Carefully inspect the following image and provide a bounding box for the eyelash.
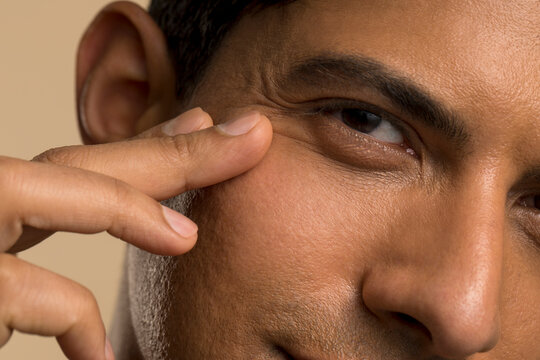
[519,194,540,212]
[311,99,419,158]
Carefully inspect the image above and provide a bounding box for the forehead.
[206,0,539,167]
[263,0,538,108]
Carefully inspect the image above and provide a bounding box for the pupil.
[341,109,381,133]
[535,195,540,209]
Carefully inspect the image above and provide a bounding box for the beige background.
[0,1,147,358]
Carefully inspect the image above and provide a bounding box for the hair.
[148,0,289,100]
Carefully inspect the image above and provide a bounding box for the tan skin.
[0,0,539,359]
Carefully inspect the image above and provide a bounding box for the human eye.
[315,100,418,158]
[520,194,540,212]
[328,108,404,144]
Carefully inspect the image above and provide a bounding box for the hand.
[0,108,272,359]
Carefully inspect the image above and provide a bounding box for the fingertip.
[162,107,213,136]
[191,107,214,131]
[253,113,274,144]
[162,205,198,238]
[216,111,262,136]
[153,231,198,256]
[176,231,198,254]
[216,111,273,148]
[239,112,273,158]
[159,205,198,255]
[136,107,214,139]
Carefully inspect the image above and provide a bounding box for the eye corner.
[518,194,540,212]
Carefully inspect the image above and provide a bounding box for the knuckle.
[73,284,101,319]
[156,136,198,190]
[108,178,131,239]
[32,147,61,164]
[33,145,84,168]
[161,135,200,189]
[111,177,131,206]
[61,282,101,328]
[170,134,198,165]
[78,284,99,310]
[0,254,18,297]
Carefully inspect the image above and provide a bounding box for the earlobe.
[76,1,176,144]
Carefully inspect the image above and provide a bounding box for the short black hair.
[148,0,288,100]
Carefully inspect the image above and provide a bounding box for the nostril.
[395,312,419,325]
[393,312,432,341]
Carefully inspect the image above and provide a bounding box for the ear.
[76,1,176,144]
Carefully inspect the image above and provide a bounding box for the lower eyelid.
[305,112,420,170]
[512,208,540,250]
[288,100,422,162]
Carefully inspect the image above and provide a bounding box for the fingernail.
[162,107,209,136]
[162,205,198,238]
[105,337,114,360]
[217,111,260,136]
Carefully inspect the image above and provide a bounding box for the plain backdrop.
[0,0,147,358]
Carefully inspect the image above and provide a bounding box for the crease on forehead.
[247,1,537,131]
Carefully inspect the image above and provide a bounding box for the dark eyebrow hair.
[279,54,470,147]
[522,166,540,184]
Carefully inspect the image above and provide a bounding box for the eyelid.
[513,202,540,251]
[312,98,421,158]
[518,194,540,212]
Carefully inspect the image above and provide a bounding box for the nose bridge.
[440,170,504,286]
[362,170,506,358]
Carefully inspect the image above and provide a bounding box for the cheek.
[192,135,408,293]
[495,238,540,356]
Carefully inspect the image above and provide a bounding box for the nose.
[362,178,503,358]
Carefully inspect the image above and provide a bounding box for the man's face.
[127,0,540,358]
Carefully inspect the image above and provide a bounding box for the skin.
[121,0,540,359]
[0,0,538,359]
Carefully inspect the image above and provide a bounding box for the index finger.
[134,107,214,139]
[35,110,273,200]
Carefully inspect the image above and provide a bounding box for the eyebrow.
[522,166,540,184]
[279,54,470,147]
